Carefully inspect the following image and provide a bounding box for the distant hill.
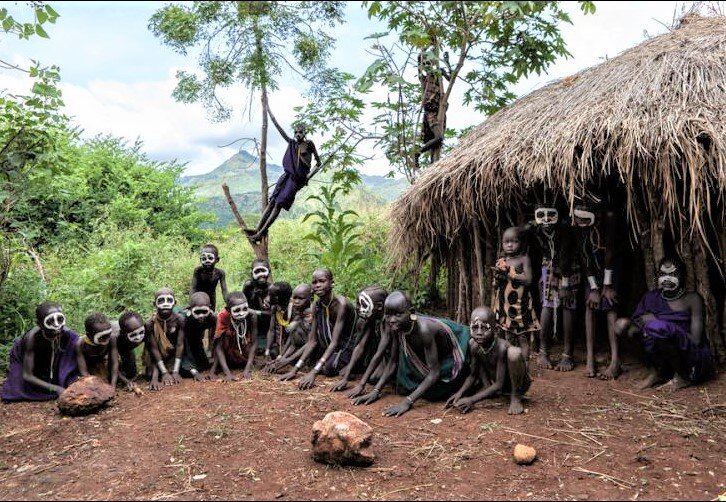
[179,150,409,228]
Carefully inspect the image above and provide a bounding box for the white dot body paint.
[155,295,175,310]
[200,252,216,266]
[230,303,249,321]
[127,326,146,344]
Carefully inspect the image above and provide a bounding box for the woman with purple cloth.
[615,257,715,390]
[1,302,80,402]
[246,106,322,243]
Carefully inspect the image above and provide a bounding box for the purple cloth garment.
[634,290,715,383]
[1,328,80,402]
[271,140,309,211]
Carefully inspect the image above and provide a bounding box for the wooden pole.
[694,237,724,364]
[473,220,486,307]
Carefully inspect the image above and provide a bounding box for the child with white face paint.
[180,292,216,381]
[330,286,389,396]
[1,302,81,402]
[210,291,259,381]
[143,288,187,391]
[243,259,272,354]
[191,244,228,312]
[113,311,146,393]
[75,312,117,384]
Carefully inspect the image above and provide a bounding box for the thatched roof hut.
[390,14,726,360]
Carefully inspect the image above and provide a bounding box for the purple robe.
[1,328,80,402]
[633,290,715,383]
[271,140,309,211]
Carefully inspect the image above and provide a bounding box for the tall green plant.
[302,184,364,295]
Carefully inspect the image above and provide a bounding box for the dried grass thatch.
[390,13,726,268]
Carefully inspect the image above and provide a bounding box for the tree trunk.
[222,183,267,261]
[426,251,441,306]
[260,86,270,214]
[681,240,696,292]
[446,249,458,320]
[472,220,485,307]
[634,209,656,289]
[483,218,496,307]
[694,238,724,364]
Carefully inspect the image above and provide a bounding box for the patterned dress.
[491,260,541,338]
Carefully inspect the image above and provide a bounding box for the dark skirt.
[270,172,305,211]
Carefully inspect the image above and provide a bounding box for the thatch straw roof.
[391,13,726,266]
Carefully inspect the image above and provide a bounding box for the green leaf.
[35,23,48,38]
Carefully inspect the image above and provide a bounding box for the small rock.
[430,418,442,425]
[57,376,115,416]
[311,411,375,467]
[513,444,537,465]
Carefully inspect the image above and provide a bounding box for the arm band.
[587,276,599,290]
[157,361,168,374]
[295,360,303,370]
[173,358,181,373]
[560,277,570,288]
[603,269,613,286]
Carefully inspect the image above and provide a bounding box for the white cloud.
[1,0,686,179]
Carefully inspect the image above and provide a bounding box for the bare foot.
[658,373,690,392]
[585,363,597,378]
[636,370,661,390]
[599,362,622,380]
[508,396,525,415]
[554,355,574,372]
[537,352,554,369]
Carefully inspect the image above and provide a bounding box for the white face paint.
[535,207,559,226]
[230,302,249,321]
[252,266,270,281]
[155,294,175,310]
[200,251,216,266]
[191,306,212,321]
[573,208,596,227]
[658,274,680,292]
[92,327,113,346]
[357,292,374,319]
[126,326,145,344]
[43,311,66,332]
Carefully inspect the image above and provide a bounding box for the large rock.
[311,411,375,467]
[58,376,115,416]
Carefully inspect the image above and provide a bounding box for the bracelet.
[561,353,572,359]
[587,276,599,290]
[190,368,199,376]
[560,277,570,288]
[295,360,303,370]
[603,269,613,286]
[406,396,414,406]
[313,362,323,372]
[173,358,181,374]
[264,349,270,357]
[157,361,168,374]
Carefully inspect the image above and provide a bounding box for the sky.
[0,1,692,177]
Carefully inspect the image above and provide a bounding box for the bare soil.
[0,356,724,501]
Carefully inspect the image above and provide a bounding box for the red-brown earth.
[0,354,724,501]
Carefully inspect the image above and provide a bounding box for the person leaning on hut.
[615,257,715,390]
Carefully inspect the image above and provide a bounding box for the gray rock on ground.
[311,411,375,467]
[58,375,115,416]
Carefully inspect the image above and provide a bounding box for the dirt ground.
[0,353,724,501]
